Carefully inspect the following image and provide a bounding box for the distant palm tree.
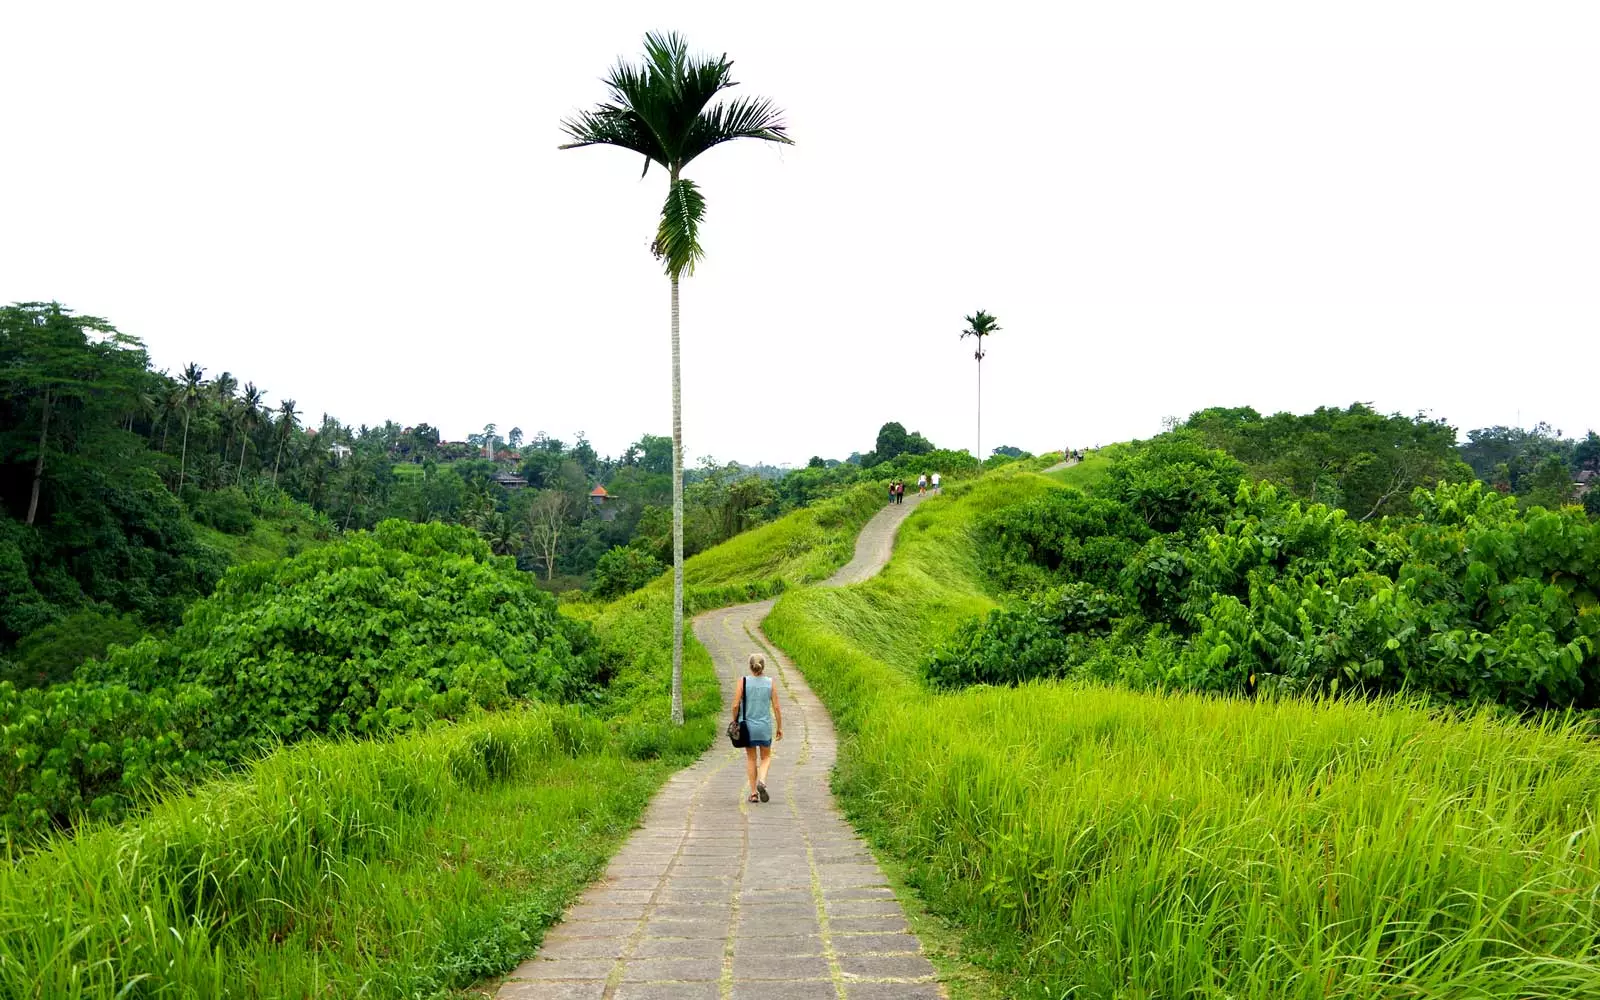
[960,311,1001,462]
[236,382,264,482]
[273,398,300,485]
[177,362,206,492]
[158,382,182,451]
[561,31,791,725]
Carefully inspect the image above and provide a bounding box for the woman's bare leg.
[745,746,759,797]
[756,746,773,786]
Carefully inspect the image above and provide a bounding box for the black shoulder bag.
[727,677,749,748]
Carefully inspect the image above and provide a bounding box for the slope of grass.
[0,707,668,998]
[765,466,1600,999]
[1043,449,1110,489]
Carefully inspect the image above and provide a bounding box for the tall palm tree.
[212,371,237,459]
[561,31,791,725]
[177,362,206,492]
[236,382,264,482]
[158,381,183,451]
[273,398,300,485]
[960,311,1001,462]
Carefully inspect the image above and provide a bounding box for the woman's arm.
[772,687,783,739]
[731,683,742,722]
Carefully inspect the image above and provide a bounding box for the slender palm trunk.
[273,435,286,484]
[25,390,52,526]
[239,436,248,482]
[179,408,192,492]
[670,266,685,726]
[976,354,983,463]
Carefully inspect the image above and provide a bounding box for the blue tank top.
[742,675,774,742]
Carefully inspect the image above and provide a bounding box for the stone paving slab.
[496,496,941,999]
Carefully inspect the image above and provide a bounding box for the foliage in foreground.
[765,470,1600,998]
[3,521,594,844]
[933,436,1600,710]
[0,707,685,999]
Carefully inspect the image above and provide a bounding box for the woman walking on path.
[916,473,927,495]
[732,653,782,802]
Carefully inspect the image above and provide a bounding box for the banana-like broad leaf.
[656,177,706,278]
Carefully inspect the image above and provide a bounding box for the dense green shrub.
[0,679,218,841]
[184,485,255,534]
[89,520,597,746]
[591,545,662,599]
[937,442,1600,710]
[0,608,146,689]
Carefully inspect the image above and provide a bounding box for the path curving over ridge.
[496,493,938,1000]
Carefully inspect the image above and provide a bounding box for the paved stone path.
[497,495,936,1000]
[1040,456,1080,475]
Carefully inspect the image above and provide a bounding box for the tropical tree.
[236,382,264,481]
[960,310,1001,461]
[176,362,206,492]
[157,381,183,451]
[561,31,791,724]
[273,398,300,485]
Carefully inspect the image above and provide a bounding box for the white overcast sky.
[4,2,1597,464]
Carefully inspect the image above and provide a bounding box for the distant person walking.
[887,480,896,506]
[916,473,927,495]
[932,471,941,494]
[731,653,781,802]
[895,480,905,504]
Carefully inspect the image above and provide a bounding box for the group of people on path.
[888,471,940,504]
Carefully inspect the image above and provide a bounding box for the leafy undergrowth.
[765,465,1600,999]
[0,707,674,998]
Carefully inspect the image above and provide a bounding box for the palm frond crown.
[561,32,792,278]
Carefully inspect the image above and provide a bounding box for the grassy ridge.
[1,480,890,996]
[765,468,1600,998]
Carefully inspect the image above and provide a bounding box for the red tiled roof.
[590,485,609,497]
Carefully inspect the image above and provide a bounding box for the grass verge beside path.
[766,466,1600,999]
[1,707,660,998]
[1,483,891,997]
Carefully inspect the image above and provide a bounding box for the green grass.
[0,706,673,998]
[191,500,331,564]
[1043,449,1110,489]
[0,478,892,997]
[765,466,1600,999]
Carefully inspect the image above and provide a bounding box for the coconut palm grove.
[3,23,1599,1000]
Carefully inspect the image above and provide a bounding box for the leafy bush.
[0,679,218,841]
[0,608,146,689]
[925,584,1123,688]
[184,485,255,534]
[938,442,1600,710]
[90,520,597,746]
[591,545,662,599]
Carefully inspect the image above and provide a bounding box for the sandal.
[757,782,769,803]
[748,793,760,803]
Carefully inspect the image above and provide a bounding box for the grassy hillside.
[765,466,1600,999]
[3,480,889,997]
[1043,449,1110,489]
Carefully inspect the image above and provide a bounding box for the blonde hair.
[748,653,766,674]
